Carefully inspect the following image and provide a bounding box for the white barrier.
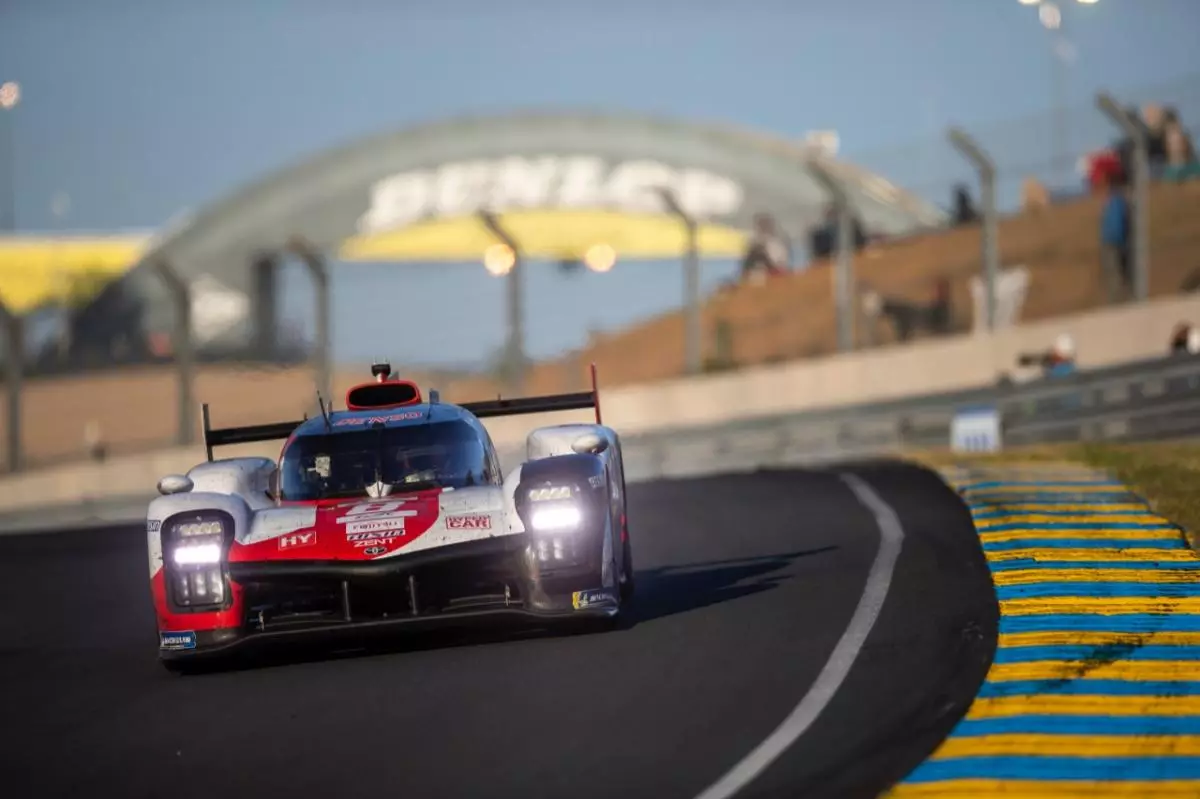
[2,291,1199,514]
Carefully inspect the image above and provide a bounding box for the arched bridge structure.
[70,111,946,368]
[1,110,948,470]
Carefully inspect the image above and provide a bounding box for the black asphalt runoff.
[0,461,996,799]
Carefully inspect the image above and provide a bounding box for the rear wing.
[461,363,603,424]
[198,363,604,462]
[200,404,303,463]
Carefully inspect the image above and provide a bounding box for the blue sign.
[950,407,1002,453]
[159,630,197,651]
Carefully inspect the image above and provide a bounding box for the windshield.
[279,420,488,501]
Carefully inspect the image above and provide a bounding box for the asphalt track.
[0,460,997,799]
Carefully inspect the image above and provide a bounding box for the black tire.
[619,534,635,603]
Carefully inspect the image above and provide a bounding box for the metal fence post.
[808,159,855,352]
[152,261,195,447]
[948,127,1000,332]
[287,237,333,404]
[478,211,525,393]
[1097,92,1150,301]
[656,188,701,374]
[0,300,22,472]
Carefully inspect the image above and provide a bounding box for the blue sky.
[2,0,1198,366]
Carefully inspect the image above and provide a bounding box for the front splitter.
[158,603,619,662]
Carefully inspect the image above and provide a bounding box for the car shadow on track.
[624,546,837,626]
[166,546,836,676]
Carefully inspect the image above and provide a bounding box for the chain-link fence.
[3,75,1200,473]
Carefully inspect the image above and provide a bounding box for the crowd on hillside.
[725,99,1198,352]
[1081,102,1200,190]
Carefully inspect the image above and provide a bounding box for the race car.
[147,361,634,670]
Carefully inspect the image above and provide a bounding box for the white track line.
[692,472,907,799]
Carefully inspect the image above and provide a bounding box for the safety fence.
[1,75,1199,474]
[1,350,1199,534]
[706,73,1200,375]
[616,352,1200,482]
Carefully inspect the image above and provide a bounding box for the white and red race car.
[147,361,634,670]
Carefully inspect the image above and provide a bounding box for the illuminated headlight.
[530,504,582,532]
[166,517,228,609]
[176,521,223,537]
[173,543,222,565]
[529,486,572,502]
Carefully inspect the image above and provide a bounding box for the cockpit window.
[279,420,489,501]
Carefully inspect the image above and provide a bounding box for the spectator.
[1170,323,1200,355]
[1142,103,1170,165]
[1083,148,1125,194]
[1168,323,1200,392]
[739,212,790,285]
[1017,333,1077,378]
[861,277,954,343]
[808,204,867,261]
[1099,176,1132,302]
[1164,122,1200,183]
[952,184,978,225]
[1045,334,1077,377]
[1022,177,1051,213]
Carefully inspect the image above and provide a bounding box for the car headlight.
[530,504,582,532]
[525,485,582,532]
[164,516,229,610]
[528,486,572,502]
[173,542,222,565]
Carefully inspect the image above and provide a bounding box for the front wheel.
[619,533,635,603]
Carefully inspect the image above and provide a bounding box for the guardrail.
[617,352,1200,481]
[5,351,1198,534]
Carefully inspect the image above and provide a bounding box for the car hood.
[230,486,512,562]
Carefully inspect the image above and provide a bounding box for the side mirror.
[571,433,609,455]
[157,474,194,496]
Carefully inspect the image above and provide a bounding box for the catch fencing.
[616,352,1200,482]
[1,74,1198,473]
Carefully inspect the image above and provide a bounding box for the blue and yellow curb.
[888,463,1200,797]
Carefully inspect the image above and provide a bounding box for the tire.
[619,534,635,603]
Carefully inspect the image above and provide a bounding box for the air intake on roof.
[345,380,422,410]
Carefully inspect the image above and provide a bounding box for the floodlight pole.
[478,210,526,393]
[1097,92,1150,301]
[152,260,195,446]
[0,300,22,471]
[948,126,999,331]
[657,188,701,374]
[287,236,333,404]
[808,159,856,352]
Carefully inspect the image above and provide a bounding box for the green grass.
[912,443,1200,550]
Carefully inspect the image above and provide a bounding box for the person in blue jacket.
[1100,177,1132,302]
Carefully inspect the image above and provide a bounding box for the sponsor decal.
[336,500,418,525]
[160,630,197,651]
[347,529,407,547]
[446,514,492,530]
[357,156,746,235]
[278,531,316,550]
[346,518,407,536]
[333,412,422,426]
[571,588,614,610]
[588,475,604,487]
[363,546,387,556]
[147,519,161,533]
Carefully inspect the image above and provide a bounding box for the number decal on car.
[343,500,406,517]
